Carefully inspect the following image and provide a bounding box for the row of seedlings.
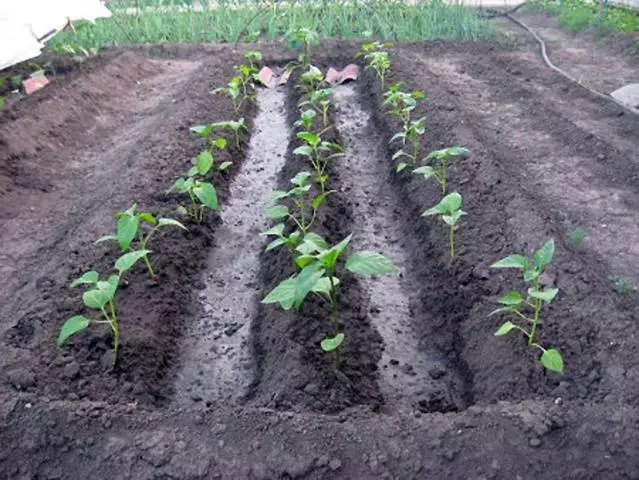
[56,52,263,366]
[261,36,396,366]
[358,42,564,374]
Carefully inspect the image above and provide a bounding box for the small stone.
[7,368,35,389]
[304,383,319,395]
[428,367,447,379]
[62,362,80,380]
[100,351,115,370]
[328,459,342,471]
[316,455,329,467]
[529,437,542,447]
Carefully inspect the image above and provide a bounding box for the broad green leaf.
[265,237,288,252]
[392,150,408,161]
[123,204,137,216]
[57,315,91,346]
[212,137,227,149]
[303,232,329,252]
[193,182,219,210]
[293,145,313,157]
[497,290,524,305]
[297,131,319,146]
[115,250,151,275]
[167,177,187,194]
[311,191,332,210]
[117,214,139,251]
[157,218,187,230]
[528,287,558,303]
[196,150,214,175]
[70,271,99,288]
[262,223,285,237]
[218,161,232,171]
[321,333,344,352]
[488,306,518,317]
[266,190,289,205]
[396,162,408,172]
[82,288,110,309]
[494,321,517,336]
[95,234,118,245]
[540,349,564,374]
[442,211,463,225]
[438,192,462,214]
[523,268,541,282]
[291,184,312,196]
[413,166,435,178]
[319,234,353,269]
[346,251,395,276]
[294,263,325,309]
[188,166,199,177]
[266,205,289,219]
[95,275,119,302]
[190,124,212,137]
[491,254,528,269]
[311,277,340,295]
[294,254,317,268]
[291,171,311,186]
[427,146,469,160]
[533,239,555,270]
[262,277,296,310]
[390,132,405,144]
[139,212,157,225]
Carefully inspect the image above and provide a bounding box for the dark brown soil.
[2,40,639,479]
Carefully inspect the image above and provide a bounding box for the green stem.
[441,160,447,194]
[529,282,541,345]
[328,271,341,369]
[449,224,455,258]
[108,299,119,361]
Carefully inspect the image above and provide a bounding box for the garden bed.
[1,41,639,478]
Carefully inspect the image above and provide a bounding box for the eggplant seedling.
[390,117,426,172]
[243,50,262,69]
[167,150,221,222]
[262,232,394,366]
[298,65,325,94]
[294,131,344,194]
[285,27,319,67]
[294,109,317,132]
[363,51,391,90]
[383,84,426,127]
[490,239,564,374]
[213,76,243,113]
[299,87,334,127]
[96,204,186,280]
[192,118,247,150]
[57,250,150,362]
[422,192,465,258]
[413,146,469,194]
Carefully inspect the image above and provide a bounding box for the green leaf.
[413,166,435,178]
[494,321,517,336]
[70,271,99,288]
[319,234,353,269]
[188,166,199,177]
[190,124,212,137]
[488,306,519,317]
[218,161,232,171]
[82,289,110,309]
[139,212,157,225]
[212,137,227,149]
[528,287,558,303]
[311,276,340,295]
[491,254,528,269]
[442,211,463,225]
[265,237,288,252]
[533,239,555,270]
[266,190,290,205]
[167,177,187,194]
[157,218,187,230]
[262,223,286,237]
[95,234,118,245]
[291,171,311,186]
[96,274,119,301]
[392,150,408,161]
[115,250,151,275]
[346,251,395,276]
[57,315,91,346]
[293,145,313,157]
[266,205,289,219]
[390,132,405,144]
[396,162,408,172]
[303,232,329,252]
[262,277,297,310]
[497,290,524,305]
[422,192,462,217]
[196,150,214,175]
[540,348,564,373]
[321,333,344,352]
[427,146,469,160]
[311,191,332,210]
[117,214,139,251]
[523,269,541,282]
[297,131,319,146]
[193,182,219,210]
[294,263,325,309]
[295,254,317,268]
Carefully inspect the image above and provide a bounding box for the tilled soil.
[1,41,639,478]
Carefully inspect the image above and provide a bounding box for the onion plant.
[490,239,564,374]
[96,204,186,281]
[413,146,469,194]
[422,192,466,258]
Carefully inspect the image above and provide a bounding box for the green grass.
[45,0,491,51]
[527,0,639,33]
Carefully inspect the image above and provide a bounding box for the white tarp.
[0,1,111,70]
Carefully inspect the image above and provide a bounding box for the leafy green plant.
[285,27,320,67]
[490,239,563,374]
[355,40,393,59]
[95,204,186,281]
[167,150,222,222]
[413,146,469,194]
[191,118,247,150]
[298,65,325,94]
[567,228,586,247]
[57,250,150,362]
[390,117,426,172]
[609,275,634,293]
[363,51,391,90]
[213,64,256,113]
[262,232,394,365]
[383,84,426,126]
[299,87,334,127]
[213,77,243,113]
[422,192,465,258]
[294,109,317,132]
[294,131,344,194]
[243,50,262,69]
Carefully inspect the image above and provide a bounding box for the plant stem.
[449,224,455,258]
[529,282,541,345]
[109,299,119,362]
[328,272,341,369]
[143,253,155,280]
[441,160,447,194]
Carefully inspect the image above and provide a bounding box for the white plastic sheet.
[0,1,111,70]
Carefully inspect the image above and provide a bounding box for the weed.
[609,275,634,293]
[390,117,426,172]
[490,239,564,373]
[413,146,469,194]
[422,192,466,258]
[567,228,586,247]
[57,250,150,362]
[263,232,394,365]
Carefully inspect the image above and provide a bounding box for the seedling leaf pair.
[422,192,466,258]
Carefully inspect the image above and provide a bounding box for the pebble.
[529,437,542,448]
[329,458,342,471]
[7,368,35,389]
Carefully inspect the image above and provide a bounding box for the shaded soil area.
[1,39,639,478]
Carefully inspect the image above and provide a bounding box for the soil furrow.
[173,88,289,406]
[333,84,468,412]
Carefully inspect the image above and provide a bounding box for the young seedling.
[285,27,320,67]
[422,192,466,258]
[299,88,334,127]
[294,109,317,132]
[192,118,247,150]
[213,76,243,113]
[294,131,344,194]
[57,250,150,363]
[354,41,393,59]
[95,204,186,281]
[297,65,325,95]
[383,84,426,127]
[243,50,263,69]
[363,51,391,90]
[235,63,258,100]
[262,232,394,366]
[390,117,426,172]
[413,146,469,194]
[490,239,564,374]
[167,150,222,223]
